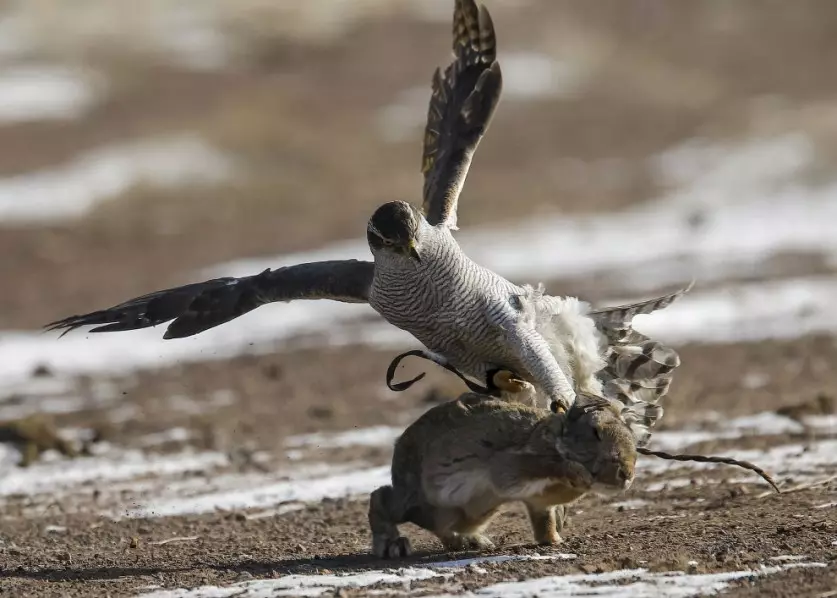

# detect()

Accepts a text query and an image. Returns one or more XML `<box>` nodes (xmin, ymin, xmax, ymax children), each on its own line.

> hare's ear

<box><xmin>567</xmin><ymin>394</ymin><xmax>613</xmax><ymax>421</ymax></box>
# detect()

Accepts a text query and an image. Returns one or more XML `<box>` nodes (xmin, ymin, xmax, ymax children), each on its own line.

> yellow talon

<box><xmin>550</xmin><ymin>401</ymin><xmax>567</xmax><ymax>414</ymax></box>
<box><xmin>492</xmin><ymin>370</ymin><xmax>527</xmax><ymax>393</ymax></box>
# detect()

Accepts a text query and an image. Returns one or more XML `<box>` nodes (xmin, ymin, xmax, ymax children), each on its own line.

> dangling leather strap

<box><xmin>385</xmin><ymin>350</ymin><xmax>497</xmax><ymax>395</ymax></box>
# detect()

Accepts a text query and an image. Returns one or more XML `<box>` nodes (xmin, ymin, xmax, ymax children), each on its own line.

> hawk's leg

<box><xmin>489</xmin><ymin>369</ymin><xmax>539</xmax><ymax>408</ymax></box>
<box><xmin>490</xmin><ymin>369</ymin><xmax>528</xmax><ymax>393</ymax></box>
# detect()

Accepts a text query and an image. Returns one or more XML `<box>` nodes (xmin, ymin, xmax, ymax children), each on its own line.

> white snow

<box><xmin>430</xmin><ymin>554</ymin><xmax>576</xmax><ymax>569</ymax></box>
<box><xmin>137</xmin><ymin>562</ymin><xmax>825</xmax><ymax>598</ymax></box>
<box><xmin>124</xmin><ymin>464</ymin><xmax>390</xmax><ymax>518</ymax></box>
<box><xmin>0</xmin><ymin>448</ymin><xmax>227</xmax><ymax>497</ymax></box>
<box><xmin>0</xmin><ymin>135</ymin><xmax>234</xmax><ymax>224</ymax></box>
<box><xmin>0</xmin><ymin>65</ymin><xmax>100</xmax><ymax>123</ymax></box>
<box><xmin>610</xmin><ymin>499</ymin><xmax>650</xmax><ymax>511</ymax></box>
<box><xmin>638</xmin><ymin>439</ymin><xmax>837</xmax><ymax>490</ymax></box>
<box><xmin>139</xmin><ymin>567</ymin><xmax>444</xmax><ymax>598</ymax></box>
<box><xmin>501</xmin><ymin>52</ymin><xmax>586</xmax><ymax>100</ymax></box>
<box><xmin>428</xmin><ymin>563</ymin><xmax>826</xmax><ymax>598</ymax></box>
<box><xmin>285</xmin><ymin>426</ymin><xmax>403</xmax><ymax>450</ymax></box>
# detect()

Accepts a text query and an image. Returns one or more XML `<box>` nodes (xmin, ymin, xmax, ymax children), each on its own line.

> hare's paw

<box><xmin>442</xmin><ymin>533</ymin><xmax>495</xmax><ymax>552</ymax></box>
<box><xmin>372</xmin><ymin>534</ymin><xmax>413</xmax><ymax>559</ymax></box>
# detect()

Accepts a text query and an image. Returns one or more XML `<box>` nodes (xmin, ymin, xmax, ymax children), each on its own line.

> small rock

<box><xmin>31</xmin><ymin>364</ymin><xmax>53</xmax><ymax>377</ymax></box>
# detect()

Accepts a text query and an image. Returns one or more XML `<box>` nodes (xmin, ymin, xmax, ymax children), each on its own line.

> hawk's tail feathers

<box><xmin>591</xmin><ymin>282</ymin><xmax>694</xmax><ymax>447</ymax></box>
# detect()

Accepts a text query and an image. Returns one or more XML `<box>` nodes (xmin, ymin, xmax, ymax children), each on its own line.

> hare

<box><xmin>369</xmin><ymin>392</ymin><xmax>636</xmax><ymax>558</ymax></box>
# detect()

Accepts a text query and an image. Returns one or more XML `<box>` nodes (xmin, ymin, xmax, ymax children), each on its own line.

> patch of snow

<box><xmin>0</xmin><ymin>448</ymin><xmax>227</xmax><ymax>497</ymax></box>
<box><xmin>501</xmin><ymin>52</ymin><xmax>585</xmax><ymax>100</ymax></box>
<box><xmin>125</xmin><ymin>464</ymin><xmax>390</xmax><ymax>518</ymax></box>
<box><xmin>244</xmin><ymin>503</ymin><xmax>305</xmax><ymax>520</ymax></box>
<box><xmin>648</xmin><ymin>430</ymin><xmax>734</xmax><ymax>452</ymax></box>
<box><xmin>429</xmin><ymin>563</ymin><xmax>826</xmax><ymax>598</ymax></box>
<box><xmin>43</xmin><ymin>525</ymin><xmax>67</xmax><ymax>534</ymax></box>
<box><xmin>376</xmin><ymin>86</ymin><xmax>430</xmax><ymax>143</ymax></box>
<box><xmin>814</xmin><ymin>502</ymin><xmax>836</xmax><ymax>509</ymax></box>
<box><xmin>769</xmin><ymin>555</ymin><xmax>808</xmax><ymax>562</ymax></box>
<box><xmin>721</xmin><ymin>412</ymin><xmax>804</xmax><ymax>436</ymax></box>
<box><xmin>741</xmin><ymin>372</ymin><xmax>770</xmax><ymax>390</ymax></box>
<box><xmin>139</xmin><ymin>427</ymin><xmax>194</xmax><ymax>447</ymax></box>
<box><xmin>0</xmin><ymin>134</ymin><xmax>235</xmax><ymax>224</ymax></box>
<box><xmin>0</xmin><ymin>395</ymin><xmax>90</xmax><ymax>421</ymax></box>
<box><xmin>610</xmin><ymin>499</ymin><xmax>649</xmax><ymax>511</ymax></box>
<box><xmin>803</xmin><ymin>415</ymin><xmax>837</xmax><ymax>431</ymax></box>
<box><xmin>0</xmin><ymin>374</ymin><xmax>75</xmax><ymax>397</ymax></box>
<box><xmin>429</xmin><ymin>554</ymin><xmax>576</xmax><ymax>569</ymax></box>
<box><xmin>285</xmin><ymin>426</ymin><xmax>403</xmax><ymax>450</ymax></box>
<box><xmin>0</xmin><ymin>65</ymin><xmax>100</xmax><ymax>123</ymax></box>
<box><xmin>639</xmin><ymin>439</ymin><xmax>837</xmax><ymax>486</ymax></box>
<box><xmin>647</xmin><ymin>409</ymin><xmax>831</xmax><ymax>453</ymax></box>
<box><xmin>138</xmin><ymin>566</ymin><xmax>444</xmax><ymax>598</ymax></box>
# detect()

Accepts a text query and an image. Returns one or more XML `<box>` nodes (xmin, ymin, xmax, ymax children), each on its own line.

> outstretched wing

<box><xmin>421</xmin><ymin>0</ymin><xmax>503</xmax><ymax>230</ymax></box>
<box><xmin>45</xmin><ymin>260</ymin><xmax>375</xmax><ymax>340</ymax></box>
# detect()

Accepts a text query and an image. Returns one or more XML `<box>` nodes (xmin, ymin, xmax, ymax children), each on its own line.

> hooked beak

<box><xmin>408</xmin><ymin>241</ymin><xmax>421</xmax><ymax>263</ymax></box>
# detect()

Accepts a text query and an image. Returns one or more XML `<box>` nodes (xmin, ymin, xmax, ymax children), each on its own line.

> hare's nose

<box><xmin>616</xmin><ymin>467</ymin><xmax>633</xmax><ymax>489</ymax></box>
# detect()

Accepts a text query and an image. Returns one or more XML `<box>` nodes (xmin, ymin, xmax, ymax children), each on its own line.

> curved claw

<box><xmin>490</xmin><ymin>369</ymin><xmax>528</xmax><ymax>393</ymax></box>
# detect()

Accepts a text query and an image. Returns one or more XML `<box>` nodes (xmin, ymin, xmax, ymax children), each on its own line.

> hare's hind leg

<box><xmin>436</xmin><ymin>506</ymin><xmax>499</xmax><ymax>552</ymax></box>
<box><xmin>524</xmin><ymin>502</ymin><xmax>568</xmax><ymax>545</ymax></box>
<box><xmin>369</xmin><ymin>485</ymin><xmax>413</xmax><ymax>558</ymax></box>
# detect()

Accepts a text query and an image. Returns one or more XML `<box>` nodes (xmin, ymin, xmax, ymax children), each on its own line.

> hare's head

<box><xmin>553</xmin><ymin>395</ymin><xmax>636</xmax><ymax>494</ymax></box>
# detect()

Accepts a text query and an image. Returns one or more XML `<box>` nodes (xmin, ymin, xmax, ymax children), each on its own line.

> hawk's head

<box><xmin>367</xmin><ymin>201</ymin><xmax>424</xmax><ymax>262</ymax></box>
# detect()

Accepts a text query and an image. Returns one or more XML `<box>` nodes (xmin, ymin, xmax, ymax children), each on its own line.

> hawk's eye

<box><xmin>381</xmin><ymin>238</ymin><xmax>395</xmax><ymax>247</ymax></box>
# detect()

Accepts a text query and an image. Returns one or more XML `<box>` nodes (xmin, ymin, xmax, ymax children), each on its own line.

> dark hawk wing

<box><xmin>421</xmin><ymin>0</ymin><xmax>503</xmax><ymax>230</ymax></box>
<box><xmin>45</xmin><ymin>260</ymin><xmax>375</xmax><ymax>340</ymax></box>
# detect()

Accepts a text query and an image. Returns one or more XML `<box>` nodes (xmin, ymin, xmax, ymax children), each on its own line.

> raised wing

<box><xmin>421</xmin><ymin>0</ymin><xmax>503</xmax><ymax>230</ymax></box>
<box><xmin>45</xmin><ymin>260</ymin><xmax>375</xmax><ymax>340</ymax></box>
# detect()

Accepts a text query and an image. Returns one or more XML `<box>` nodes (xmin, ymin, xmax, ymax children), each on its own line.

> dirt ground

<box><xmin>0</xmin><ymin>340</ymin><xmax>836</xmax><ymax>598</ymax></box>
<box><xmin>1</xmin><ymin>1</ymin><xmax>837</xmax><ymax>597</ymax></box>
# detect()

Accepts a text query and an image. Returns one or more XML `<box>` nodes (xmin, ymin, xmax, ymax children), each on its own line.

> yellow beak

<box><xmin>408</xmin><ymin>241</ymin><xmax>421</xmax><ymax>263</ymax></box>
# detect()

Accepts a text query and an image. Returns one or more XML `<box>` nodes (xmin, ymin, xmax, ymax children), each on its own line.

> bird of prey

<box><xmin>45</xmin><ymin>0</ymin><xmax>688</xmax><ymax>420</ymax></box>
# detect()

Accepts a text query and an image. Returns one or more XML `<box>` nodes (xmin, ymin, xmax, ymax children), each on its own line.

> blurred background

<box><xmin>1</xmin><ymin>2</ymin><xmax>836</xmax><ymax>589</ymax></box>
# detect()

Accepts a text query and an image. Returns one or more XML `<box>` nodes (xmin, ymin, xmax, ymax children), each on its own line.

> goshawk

<box><xmin>46</xmin><ymin>0</ymin><xmax>690</xmax><ymax>425</ymax></box>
